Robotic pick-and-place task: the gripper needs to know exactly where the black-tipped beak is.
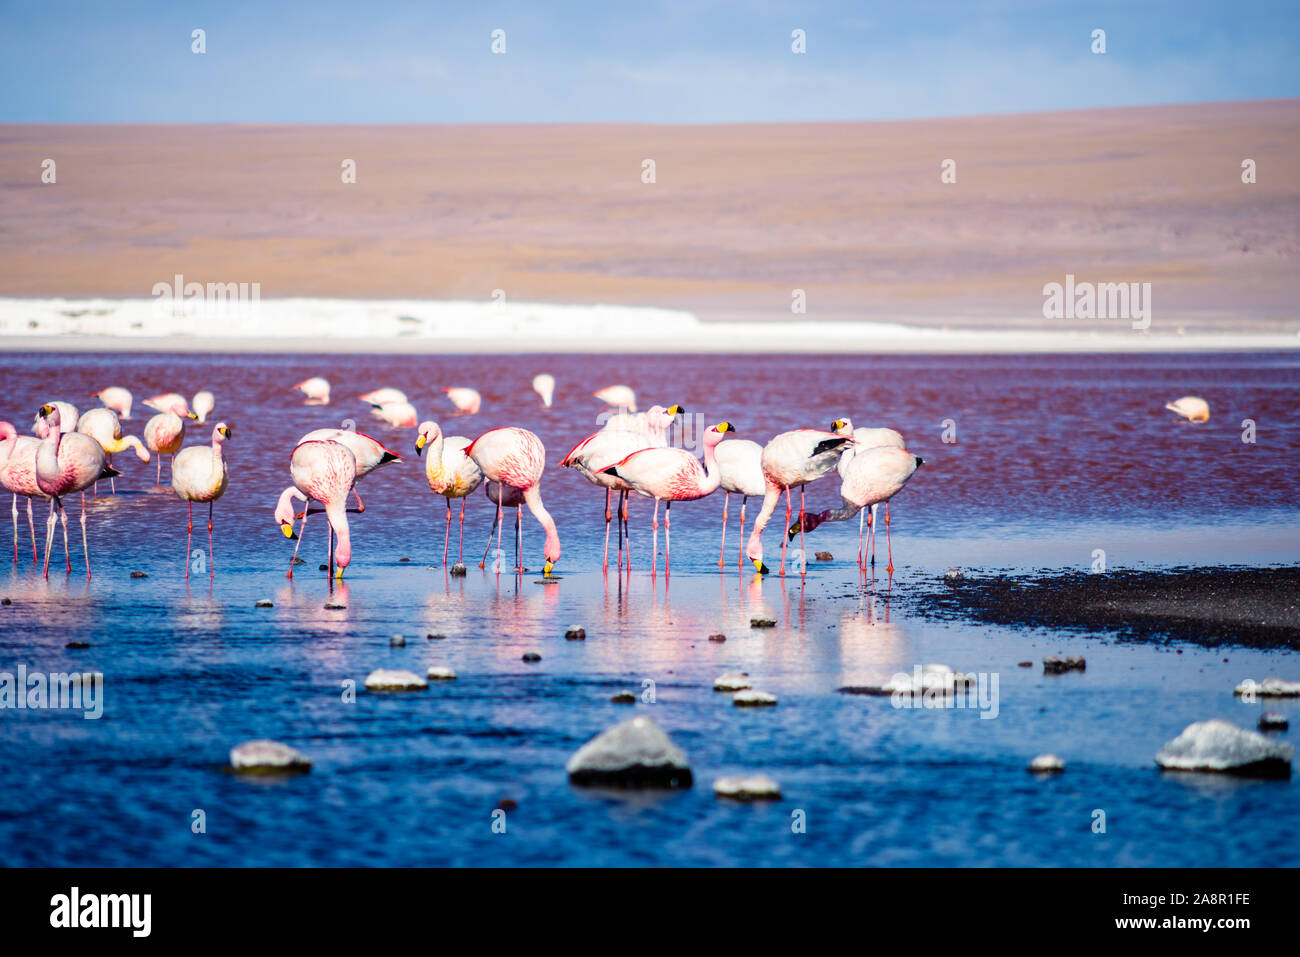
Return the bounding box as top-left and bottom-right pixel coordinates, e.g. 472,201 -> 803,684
755,561 -> 771,575
915,456 -> 924,467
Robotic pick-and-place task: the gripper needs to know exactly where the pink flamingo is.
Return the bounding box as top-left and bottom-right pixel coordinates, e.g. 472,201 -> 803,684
788,446 -> 923,574
274,439 -> 357,579
93,387 -> 133,419
465,427 -> 560,575
443,387 -> 482,415
415,421 -> 482,568
602,422 -> 736,576
143,393 -> 189,415
369,401 -> 418,429
744,429 -> 852,576
0,422 -> 47,563
144,402 -> 197,487
714,438 -> 765,568
593,385 -> 637,412
294,377 -> 330,405
34,404 -> 119,578
171,423 -> 232,579
299,428 -> 401,513
831,417 -> 906,566
192,390 -> 216,424
77,408 -> 150,494
360,387 -> 407,406
532,374 -> 555,408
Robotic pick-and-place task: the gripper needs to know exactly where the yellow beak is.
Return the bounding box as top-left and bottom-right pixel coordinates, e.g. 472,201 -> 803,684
280,523 -> 294,539
543,558 -> 554,575
416,434 -> 426,451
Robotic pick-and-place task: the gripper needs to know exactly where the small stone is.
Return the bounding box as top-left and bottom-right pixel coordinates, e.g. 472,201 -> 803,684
449,563 -> 467,577
1235,678 -> 1300,698
426,666 -> 457,680
1028,754 -> 1066,774
733,689 -> 778,707
1,597 -> 10,605
255,599 -> 274,608
498,798 -> 518,811
708,633 -> 726,642
364,668 -> 428,691
1043,655 -> 1086,674
398,557 -> 411,562
713,672 -> 751,692
944,568 -> 964,582
815,551 -> 833,562
1156,719 -> 1293,777
1259,712 -> 1289,731
565,625 -> 587,641
1017,661 -> 1032,668
229,739 -> 311,774
319,564 -> 329,571
130,571 -> 148,579
750,617 -> 776,628
390,634 -> 406,646
66,641 -> 90,649
291,556 -> 306,565
610,691 -> 636,703
714,774 -> 782,801
838,664 -> 974,696
522,652 -> 542,663
427,633 -> 446,641
324,601 -> 346,610
566,715 -> 693,789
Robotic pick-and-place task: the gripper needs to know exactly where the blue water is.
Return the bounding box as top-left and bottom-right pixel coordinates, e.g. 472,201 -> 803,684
1,350 -> 1298,866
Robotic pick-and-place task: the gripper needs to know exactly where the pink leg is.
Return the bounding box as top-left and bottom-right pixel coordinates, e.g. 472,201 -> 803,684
42,499 -> 56,578
603,487 -> 611,572
10,493 -> 16,564
185,500 -> 193,580
60,506 -> 70,573
207,501 -> 215,578
458,498 -> 466,565
799,486 -> 807,576
494,496 -> 503,575
781,487 -> 791,576
80,492 -> 90,579
443,499 -> 452,566
664,500 -> 671,576
885,504 -> 894,574
515,505 -> 523,573
27,498 -> 36,564
622,492 -> 631,572
353,487 -> 365,512
738,497 -> 747,568
718,491 -> 728,566
651,498 -> 660,577
328,522 -> 335,581
155,457 -> 161,488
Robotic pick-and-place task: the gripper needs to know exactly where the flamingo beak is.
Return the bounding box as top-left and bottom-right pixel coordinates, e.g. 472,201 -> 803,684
543,558 -> 554,575
220,425 -> 232,439
39,404 -> 54,417
752,558 -> 770,575
187,412 -> 198,420
415,434 -> 426,455
832,419 -> 846,431
280,523 -> 296,540
334,566 -> 344,579
667,405 -> 685,416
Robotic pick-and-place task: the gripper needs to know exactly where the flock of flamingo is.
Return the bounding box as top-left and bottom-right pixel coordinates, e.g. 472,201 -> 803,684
0,372 -> 930,582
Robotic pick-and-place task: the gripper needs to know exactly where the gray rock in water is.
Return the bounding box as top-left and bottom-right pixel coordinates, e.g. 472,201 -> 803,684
229,739 -> 311,774
565,625 -> 586,640
815,551 -> 833,562
255,598 -> 274,608
390,634 -> 406,646
1155,719 -> 1293,778
750,617 -> 776,628
610,691 -> 636,703
714,774 -> 782,800
426,666 -> 457,680
130,571 -> 148,579
66,641 -> 90,649
566,715 -> 693,789
708,633 -> 726,642
450,563 -> 468,577
1259,712 -> 1289,731
1043,655 -> 1086,674
733,689 -> 778,707
1027,754 -> 1065,774
522,652 -> 542,663
427,633 -> 447,641
324,601 -> 346,610
364,669 -> 428,691
713,672 -> 751,692
944,568 -> 964,582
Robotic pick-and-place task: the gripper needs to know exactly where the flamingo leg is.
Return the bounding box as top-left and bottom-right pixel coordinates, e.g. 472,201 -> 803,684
155,457 -> 162,488
738,496 -> 747,568
327,523 -> 335,581
781,486 -> 792,576
494,496 -> 503,575
885,504 -> 894,574
515,505 -> 522,573
80,492 -> 90,579
602,487 -> 611,572
42,499 -> 56,578
869,504 -> 878,566
664,499 -> 671,577
185,500 -> 193,580
288,508 -> 307,578
27,497 -> 36,563
481,504 -> 500,568
353,487 -> 365,513
60,504 -> 70,574
615,490 -> 625,572
718,491 -> 728,566
458,498 -> 466,565
10,493 -> 16,564
799,485 -> 807,576
621,491 -> 630,572
207,500 -> 215,578
443,498 -> 452,567
651,498 -> 660,577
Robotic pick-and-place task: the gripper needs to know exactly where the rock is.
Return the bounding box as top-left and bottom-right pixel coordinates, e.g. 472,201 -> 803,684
427,633 -> 446,640
610,691 -> 636,703
750,617 -> 776,628
733,689 -> 778,707
449,563 -> 467,577
291,557 -> 306,565
324,601 -> 346,610
1028,754 -> 1065,773
522,652 -> 542,663
1017,661 -> 1032,668
364,669 -> 428,691
566,715 -> 693,789
944,568 -> 964,582
838,663 -> 974,696
565,625 -> 587,641
1043,655 -> 1086,674
426,666 -> 457,680
66,641 -> 90,649
498,798 -> 518,811
390,634 -> 406,646
1155,719 -> 1293,777
255,599 -> 274,608
1259,712 -> 1289,731
713,672 -> 751,692
1234,678 -> 1300,698
130,571 -> 148,579
0,597 -> 10,605
398,557 -> 411,562
815,551 -> 833,562
229,739 -> 311,774
708,633 -> 726,642
714,774 -> 782,801
319,564 -> 328,571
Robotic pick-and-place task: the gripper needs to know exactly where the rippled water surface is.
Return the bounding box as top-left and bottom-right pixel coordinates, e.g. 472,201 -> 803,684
1,350 -> 1298,866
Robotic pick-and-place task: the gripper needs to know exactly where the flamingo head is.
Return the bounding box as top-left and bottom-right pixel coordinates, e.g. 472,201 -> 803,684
415,421 -> 442,457
171,402 -> 197,420
745,524 -> 770,576
0,421 -> 16,451
703,421 -> 736,448
213,422 -> 232,444
831,418 -> 854,435
274,487 -> 299,538
37,403 -> 60,432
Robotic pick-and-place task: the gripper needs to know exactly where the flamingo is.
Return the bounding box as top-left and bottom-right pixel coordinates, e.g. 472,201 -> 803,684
299,428 -> 401,513
294,377 -> 331,405
831,418 -> 906,565
479,480 -> 526,570
144,393 -> 189,415
594,385 -> 637,412
369,401 -> 418,429
274,439 -> 357,579
144,402 -> 197,487
465,427 -> 560,575
33,401 -> 79,435
532,374 -> 555,408
415,421 -> 483,568
788,446 -> 923,574
360,387 -> 408,406
0,422 -> 47,563
34,404 -> 119,578
93,387 -> 133,418
1165,396 -> 1209,422
77,408 -> 150,493
559,405 -> 682,570
714,438 -> 765,567
171,423 -> 231,579
444,387 -> 481,415
745,429 -> 852,576
192,390 -> 216,424
602,422 -> 736,576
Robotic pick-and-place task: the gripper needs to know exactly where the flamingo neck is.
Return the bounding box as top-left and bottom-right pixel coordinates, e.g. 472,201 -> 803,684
326,498 -> 351,568
522,484 -> 560,561
273,486 -> 300,526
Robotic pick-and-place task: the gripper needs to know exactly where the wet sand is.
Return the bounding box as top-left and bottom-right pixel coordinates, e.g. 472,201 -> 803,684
911,566 -> 1300,650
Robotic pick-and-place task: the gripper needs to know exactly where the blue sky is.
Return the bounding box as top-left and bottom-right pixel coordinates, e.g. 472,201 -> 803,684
1,0 -> 1297,123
